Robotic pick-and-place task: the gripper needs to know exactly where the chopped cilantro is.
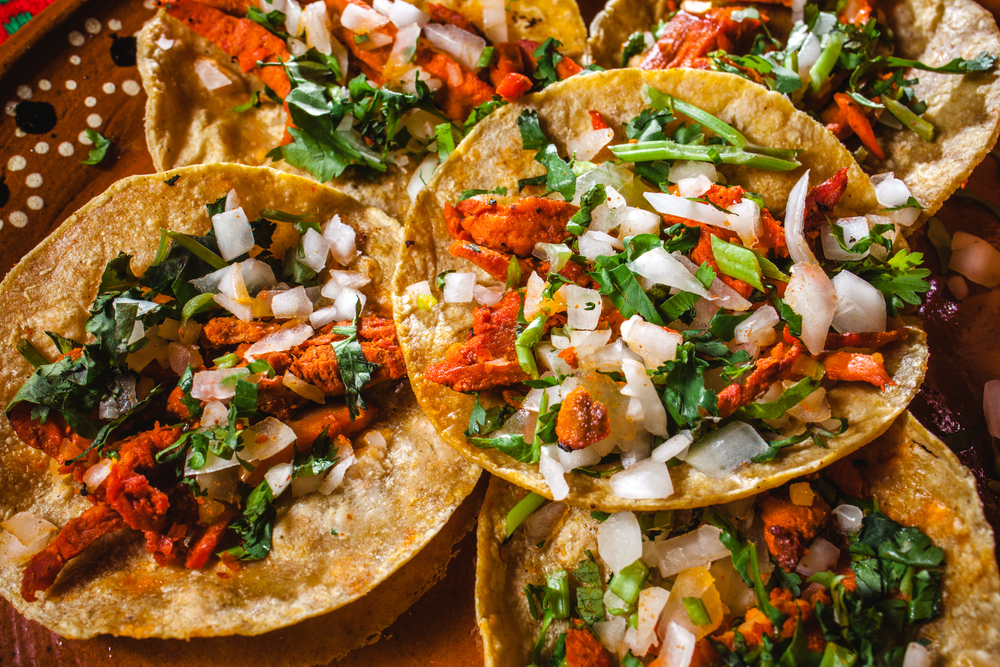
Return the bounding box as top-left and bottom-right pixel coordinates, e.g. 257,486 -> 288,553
80,129 -> 112,166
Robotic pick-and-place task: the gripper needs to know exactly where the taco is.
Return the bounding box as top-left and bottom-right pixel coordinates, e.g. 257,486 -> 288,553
393,68 -> 928,511
476,412 -> 1000,667
588,0 -> 1000,222
136,0 -> 588,221
0,163 -> 481,639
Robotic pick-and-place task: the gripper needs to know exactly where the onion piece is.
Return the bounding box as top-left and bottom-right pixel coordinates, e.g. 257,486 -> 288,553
302,1 -> 333,55
194,59 -> 232,90
386,23 -> 421,77
950,231 -> 1000,287
214,293 -> 252,321
610,459 -> 674,500
301,228 -> 331,273
620,315 -> 681,369
652,430 -> 693,463
473,284 -> 503,307
797,33 -> 821,80
567,128 -> 615,162
621,358 -> 668,436
566,285 -> 602,330
334,287 -> 367,321
481,0 -> 508,43
538,445 -> 569,500
321,270 -> 370,300
676,175 -> 712,199
831,270 -> 886,333
628,247 -> 710,297
265,462 -> 294,498
389,0 -> 428,27
241,417 -> 297,462
821,217 -> 870,261
645,192 -> 728,226
783,170 -> 815,265
633,587 -> 670,656
785,262 -> 837,354
620,207 -> 660,237
284,0 -> 303,35
661,622 -> 697,667
398,66 -> 442,94
240,258 -> 278,295
212,206 -> 254,261
1,512 -> 57,550
271,285 -> 314,320
202,400 -> 229,426
283,371 -> 326,403
192,367 -> 249,400
902,642 -> 931,667
185,447 -> 240,477
569,329 -> 612,358
681,422 -> 769,478
422,23 -> 485,71
734,306 -> 778,346
655,525 -> 730,577
669,160 -> 717,183
319,439 -> 356,494
795,537 -> 840,576
443,272 -> 477,303
726,199 -> 762,247
340,3 -> 390,32
832,504 -> 864,533
323,215 -> 358,265
594,617 -> 627,656
597,511 -> 642,575
168,342 -> 204,376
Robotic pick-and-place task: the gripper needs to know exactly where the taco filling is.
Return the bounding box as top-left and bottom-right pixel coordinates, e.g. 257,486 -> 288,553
613,0 -> 996,171
497,469 -> 947,667
3,189 -> 405,602
406,88 -> 929,502
155,0 -> 590,189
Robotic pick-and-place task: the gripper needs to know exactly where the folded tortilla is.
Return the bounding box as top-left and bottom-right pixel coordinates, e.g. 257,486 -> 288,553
393,68 -> 927,511
0,164 -> 481,639
476,412 -> 1000,666
588,0 -> 1000,221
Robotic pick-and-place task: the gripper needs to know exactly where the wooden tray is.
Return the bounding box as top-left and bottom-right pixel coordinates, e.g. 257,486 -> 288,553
1,0 -> 999,665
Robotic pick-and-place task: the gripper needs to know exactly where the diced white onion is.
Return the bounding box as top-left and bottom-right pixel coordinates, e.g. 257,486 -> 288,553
422,23 -> 485,72
726,199 -> 762,247
302,1 -> 333,55
333,287 -> 367,321
271,286 -> 314,320
194,59 -> 232,90
645,192 -> 728,226
831,270 -> 886,333
191,367 -> 249,400
652,430 -> 693,463
224,188 -> 240,212
785,262 -> 837,355
185,447 -> 240,477
202,400 -> 229,426
240,258 -> 277,295
610,458 -> 674,500
871,172 -> 909,208
621,358 -> 668,436
194,468 -> 239,503
797,33 -> 820,80
784,170 -> 815,265
681,421 -> 769,478
287,36 -> 308,56
669,160 -> 717,183
832,503 -> 864,533
557,444 -> 602,470
620,207 -> 661,237
984,380 -> 1000,438
373,0 -> 393,15
676,175 -> 712,199
734,306 -> 778,347
597,511 -> 642,575
620,315 -> 680,369
661,622 -> 697,667
566,285 -> 602,330
155,36 -> 174,50
398,66 -> 443,94
212,207 -> 254,261
319,439 -> 356,494
474,284 -> 504,307
321,270 -> 370,300
795,537 -> 840,576
633,587 -> 670,656
265,461 -> 294,498
389,0 -> 429,28
408,154 -> 439,202
241,417 -> 297,462
83,459 -> 113,489
569,329 -> 612,358
168,342 -> 203,376
950,231 -> 1000,288
628,248 -> 710,297
655,525 -> 730,577
0,513 -> 57,565
481,0 -> 508,43
340,3 -> 390,33
386,23 -> 421,76
281,371 -> 325,404
443,272 -> 477,303
284,0 -> 303,35
567,128 -> 615,162
902,642 -> 931,667
323,215 -> 359,266
594,617 -> 627,655
296,228 -> 330,274
786,385 -> 831,423
821,217 -> 870,261
578,232 -> 615,261
534,242 -> 573,272
214,293 -> 252,321
538,445 -> 569,500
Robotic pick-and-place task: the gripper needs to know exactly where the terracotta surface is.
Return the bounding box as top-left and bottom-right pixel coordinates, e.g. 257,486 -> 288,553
1,0 -> 1000,665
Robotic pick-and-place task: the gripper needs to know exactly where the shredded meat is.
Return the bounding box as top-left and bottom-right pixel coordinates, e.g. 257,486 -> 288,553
290,341 -> 407,395
425,291 -> 530,392
565,627 -> 613,667
20,503 -> 125,602
256,375 -> 310,420
759,494 -> 831,570
556,387 -> 611,451
427,2 -> 482,35
488,42 -> 528,87
824,329 -> 907,351
444,196 -> 579,257
802,167 -> 850,254
416,48 -> 496,121
448,240 -> 538,282
184,510 -> 236,570
821,351 -> 894,388
638,7 -> 762,70
201,317 -> 282,347
287,403 -> 378,453
105,426 -> 183,533
716,339 -> 805,418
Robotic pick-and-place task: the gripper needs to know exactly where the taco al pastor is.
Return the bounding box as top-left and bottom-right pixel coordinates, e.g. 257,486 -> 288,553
0,164 -> 481,639
137,0 -> 588,220
476,412 -> 1000,667
393,69 -> 928,511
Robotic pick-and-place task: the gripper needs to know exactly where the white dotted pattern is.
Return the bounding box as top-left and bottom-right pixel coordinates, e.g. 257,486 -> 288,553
16,85 -> 31,100
87,114 -> 103,128
26,173 -> 43,188
34,142 -> 49,154
70,55 -> 81,65
58,142 -> 75,156
85,18 -> 102,34
5,101 -> 17,116
122,80 -> 141,96
27,196 -> 44,211
85,96 -> 97,107
66,80 -> 77,90
38,79 -> 51,91
9,212 -> 28,228
103,82 -> 116,94
109,19 -> 122,31
7,156 -> 26,171
68,31 -> 85,47
78,130 -> 93,145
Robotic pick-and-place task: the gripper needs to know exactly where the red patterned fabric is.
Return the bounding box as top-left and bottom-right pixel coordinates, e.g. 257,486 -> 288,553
0,0 -> 56,45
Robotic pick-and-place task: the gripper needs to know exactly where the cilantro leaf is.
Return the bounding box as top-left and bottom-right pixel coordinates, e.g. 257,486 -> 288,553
80,129 -> 112,166
332,306 -> 380,420
221,481 -> 276,560
573,555 -> 605,625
